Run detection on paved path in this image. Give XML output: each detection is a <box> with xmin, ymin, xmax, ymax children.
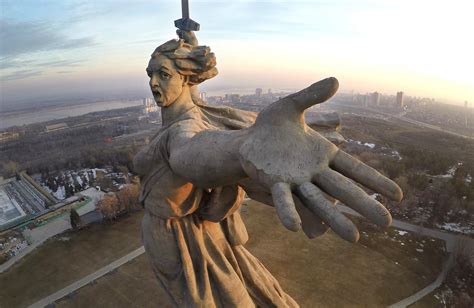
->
<box><xmin>28</xmin><ymin>246</ymin><xmax>145</xmax><ymax>308</ymax></box>
<box><xmin>388</xmin><ymin>253</ymin><xmax>455</xmax><ymax>308</ymax></box>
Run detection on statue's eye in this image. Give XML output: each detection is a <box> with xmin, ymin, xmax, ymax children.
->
<box><xmin>160</xmin><ymin>71</ymin><xmax>171</xmax><ymax>79</ymax></box>
<box><xmin>146</xmin><ymin>68</ymin><xmax>152</xmax><ymax>77</ymax></box>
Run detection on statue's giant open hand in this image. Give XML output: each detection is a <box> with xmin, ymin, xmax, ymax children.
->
<box><xmin>239</xmin><ymin>77</ymin><xmax>403</xmax><ymax>242</ymax></box>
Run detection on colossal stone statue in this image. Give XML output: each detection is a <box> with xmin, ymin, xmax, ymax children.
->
<box><xmin>133</xmin><ymin>30</ymin><xmax>403</xmax><ymax>307</ymax></box>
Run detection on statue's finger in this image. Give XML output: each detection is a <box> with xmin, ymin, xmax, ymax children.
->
<box><xmin>331</xmin><ymin>150</ymin><xmax>403</xmax><ymax>202</ymax></box>
<box><xmin>294</xmin><ymin>194</ymin><xmax>329</xmax><ymax>238</ymax></box>
<box><xmin>286</xmin><ymin>77</ymin><xmax>339</xmax><ymax>112</ymax></box>
<box><xmin>296</xmin><ymin>182</ymin><xmax>359</xmax><ymax>243</ymax></box>
<box><xmin>243</xmin><ymin>180</ymin><xmax>327</xmax><ymax>238</ymax></box>
<box><xmin>313</xmin><ymin>169</ymin><xmax>393</xmax><ymax>228</ymax></box>
<box><xmin>271</xmin><ymin>182</ymin><xmax>301</xmax><ymax>232</ymax></box>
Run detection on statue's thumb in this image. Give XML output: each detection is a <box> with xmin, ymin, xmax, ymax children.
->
<box><xmin>255</xmin><ymin>77</ymin><xmax>339</xmax><ymax>127</ymax></box>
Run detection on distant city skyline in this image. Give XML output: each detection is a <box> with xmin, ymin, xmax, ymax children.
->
<box><xmin>1</xmin><ymin>0</ymin><xmax>473</xmax><ymax>108</ymax></box>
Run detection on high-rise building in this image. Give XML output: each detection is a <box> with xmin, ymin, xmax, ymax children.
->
<box><xmin>396</xmin><ymin>91</ymin><xmax>404</xmax><ymax>108</ymax></box>
<box><xmin>255</xmin><ymin>88</ymin><xmax>263</xmax><ymax>97</ymax></box>
<box><xmin>143</xmin><ymin>98</ymin><xmax>158</xmax><ymax>114</ymax></box>
<box><xmin>225</xmin><ymin>94</ymin><xmax>241</xmax><ymax>104</ymax></box>
<box><xmin>364</xmin><ymin>93</ymin><xmax>369</xmax><ymax>107</ymax></box>
<box><xmin>371</xmin><ymin>92</ymin><xmax>380</xmax><ymax>106</ymax></box>
<box><xmin>230</xmin><ymin>94</ymin><xmax>241</xmax><ymax>104</ymax></box>
<box><xmin>200</xmin><ymin>92</ymin><xmax>207</xmax><ymax>102</ymax></box>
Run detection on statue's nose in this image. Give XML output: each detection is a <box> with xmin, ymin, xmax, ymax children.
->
<box><xmin>150</xmin><ymin>74</ymin><xmax>159</xmax><ymax>88</ymax></box>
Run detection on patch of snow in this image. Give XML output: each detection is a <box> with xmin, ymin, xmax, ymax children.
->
<box><xmin>78</xmin><ymin>187</ymin><xmax>104</xmax><ymax>200</ymax></box>
<box><xmin>52</xmin><ymin>185</ymin><xmax>66</xmax><ymax>200</ymax></box>
<box><xmin>436</xmin><ymin>222</ymin><xmax>474</xmax><ymax>235</ymax></box>
<box><xmin>434</xmin><ymin>164</ymin><xmax>461</xmax><ymax>179</ymax></box>
<box><xmin>42</xmin><ymin>185</ymin><xmax>53</xmax><ymax>194</ymax></box>
<box><xmin>416</xmin><ymin>249</ymin><xmax>424</xmax><ymax>252</ymax></box>
<box><xmin>92</xmin><ymin>168</ymin><xmax>107</xmax><ymax>177</ymax></box>
<box><xmin>396</xmin><ymin>230</ymin><xmax>408</xmax><ymax>236</ymax></box>
<box><xmin>391</xmin><ymin>150</ymin><xmax>402</xmax><ymax>160</ymax></box>
<box><xmin>347</xmin><ymin>139</ymin><xmax>376</xmax><ymax>149</ymax></box>
<box><xmin>370</xmin><ymin>193</ymin><xmax>380</xmax><ymax>200</ymax></box>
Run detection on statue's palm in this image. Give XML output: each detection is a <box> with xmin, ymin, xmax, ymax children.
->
<box><xmin>240</xmin><ymin>78</ymin><xmax>403</xmax><ymax>242</ymax></box>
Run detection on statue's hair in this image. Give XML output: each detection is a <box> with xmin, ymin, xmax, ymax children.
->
<box><xmin>150</xmin><ymin>39</ymin><xmax>218</xmax><ymax>85</ymax></box>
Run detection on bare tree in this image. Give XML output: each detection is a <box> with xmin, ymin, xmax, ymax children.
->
<box><xmin>70</xmin><ymin>208</ymin><xmax>82</xmax><ymax>230</ymax></box>
<box><xmin>116</xmin><ymin>184</ymin><xmax>140</xmax><ymax>213</ymax></box>
<box><xmin>97</xmin><ymin>193</ymin><xmax>119</xmax><ymax>221</ymax></box>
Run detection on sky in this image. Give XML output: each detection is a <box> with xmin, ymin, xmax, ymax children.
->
<box><xmin>1</xmin><ymin>0</ymin><xmax>473</xmax><ymax>108</ymax></box>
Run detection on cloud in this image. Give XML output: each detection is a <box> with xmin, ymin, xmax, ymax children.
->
<box><xmin>0</xmin><ymin>58</ymin><xmax>85</xmax><ymax>70</ymax></box>
<box><xmin>0</xmin><ymin>20</ymin><xmax>93</xmax><ymax>80</ymax></box>
<box><xmin>0</xmin><ymin>20</ymin><xmax>95</xmax><ymax>58</ymax></box>
<box><xmin>1</xmin><ymin>69</ymin><xmax>43</xmax><ymax>81</ymax></box>
<box><xmin>37</xmin><ymin>59</ymin><xmax>85</xmax><ymax>67</ymax></box>
<box><xmin>0</xmin><ymin>58</ymin><xmax>35</xmax><ymax>70</ymax></box>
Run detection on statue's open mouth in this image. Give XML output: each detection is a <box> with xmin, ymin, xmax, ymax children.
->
<box><xmin>152</xmin><ymin>90</ymin><xmax>161</xmax><ymax>98</ymax></box>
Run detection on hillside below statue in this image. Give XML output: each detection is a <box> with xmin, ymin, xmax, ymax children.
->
<box><xmin>133</xmin><ymin>30</ymin><xmax>403</xmax><ymax>307</ymax></box>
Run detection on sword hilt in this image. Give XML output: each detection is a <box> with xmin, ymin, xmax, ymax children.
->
<box><xmin>175</xmin><ymin>0</ymin><xmax>200</xmax><ymax>31</ymax></box>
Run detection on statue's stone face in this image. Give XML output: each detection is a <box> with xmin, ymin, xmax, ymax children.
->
<box><xmin>147</xmin><ymin>55</ymin><xmax>185</xmax><ymax>107</ymax></box>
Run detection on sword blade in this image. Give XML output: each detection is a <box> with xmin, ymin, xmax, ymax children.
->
<box><xmin>182</xmin><ymin>0</ymin><xmax>189</xmax><ymax>19</ymax></box>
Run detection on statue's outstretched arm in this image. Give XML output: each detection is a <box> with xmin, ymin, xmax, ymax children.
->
<box><xmin>169</xmin><ymin>77</ymin><xmax>403</xmax><ymax>243</ymax></box>
<box><xmin>168</xmin><ymin>123</ymin><xmax>249</xmax><ymax>187</ymax></box>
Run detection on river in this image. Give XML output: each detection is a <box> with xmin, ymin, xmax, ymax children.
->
<box><xmin>0</xmin><ymin>100</ymin><xmax>143</xmax><ymax>130</ymax></box>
